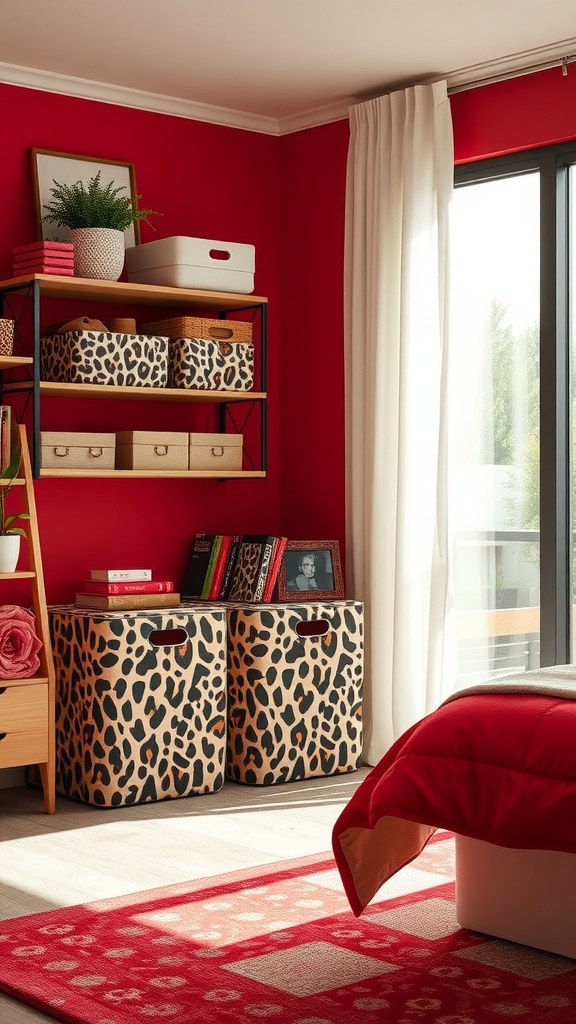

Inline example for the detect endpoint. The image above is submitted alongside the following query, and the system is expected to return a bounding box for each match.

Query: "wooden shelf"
[0,356,33,370]
[40,469,266,479]
[0,273,268,311]
[0,274,269,478]
[32,382,266,403]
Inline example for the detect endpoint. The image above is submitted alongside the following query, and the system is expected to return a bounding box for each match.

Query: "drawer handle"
[154,445,169,456]
[0,733,6,742]
[211,446,225,457]
[89,447,104,458]
[53,446,69,457]
[0,687,6,696]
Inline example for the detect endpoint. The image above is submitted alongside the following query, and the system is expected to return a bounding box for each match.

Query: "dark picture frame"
[30,148,141,246]
[277,539,344,602]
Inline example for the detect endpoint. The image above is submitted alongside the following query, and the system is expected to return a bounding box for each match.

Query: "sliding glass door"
[449,143,576,687]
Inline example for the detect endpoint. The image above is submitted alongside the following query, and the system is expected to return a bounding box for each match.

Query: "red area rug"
[1,834,576,1023]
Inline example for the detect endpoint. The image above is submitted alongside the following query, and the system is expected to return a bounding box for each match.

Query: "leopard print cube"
[226,601,364,784]
[168,337,254,390]
[41,331,169,387]
[49,605,227,806]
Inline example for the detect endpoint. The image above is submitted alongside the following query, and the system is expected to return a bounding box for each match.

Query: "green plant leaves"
[42,171,160,231]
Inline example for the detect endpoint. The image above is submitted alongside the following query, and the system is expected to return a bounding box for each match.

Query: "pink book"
[12,241,74,255]
[14,255,75,269]
[12,264,75,277]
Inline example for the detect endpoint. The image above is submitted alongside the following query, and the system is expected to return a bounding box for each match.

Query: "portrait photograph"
[277,540,344,602]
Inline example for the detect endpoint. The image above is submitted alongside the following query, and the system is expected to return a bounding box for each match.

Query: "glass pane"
[448,172,540,691]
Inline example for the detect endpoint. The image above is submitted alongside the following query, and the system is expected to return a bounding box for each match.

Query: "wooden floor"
[0,768,370,1023]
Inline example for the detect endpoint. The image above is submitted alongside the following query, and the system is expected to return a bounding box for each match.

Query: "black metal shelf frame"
[0,278,268,479]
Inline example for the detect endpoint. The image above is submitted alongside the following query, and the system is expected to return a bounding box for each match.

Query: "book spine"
[76,592,179,609]
[253,537,276,602]
[13,241,74,255]
[89,569,153,582]
[218,535,241,599]
[262,537,288,602]
[82,580,174,595]
[201,536,223,599]
[208,536,232,599]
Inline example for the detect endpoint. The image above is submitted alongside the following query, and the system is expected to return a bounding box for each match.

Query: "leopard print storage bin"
[225,600,364,785]
[40,330,169,387]
[48,604,227,807]
[167,337,254,391]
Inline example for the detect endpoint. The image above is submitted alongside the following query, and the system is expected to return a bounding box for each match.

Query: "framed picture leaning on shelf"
[277,540,344,601]
[30,149,141,246]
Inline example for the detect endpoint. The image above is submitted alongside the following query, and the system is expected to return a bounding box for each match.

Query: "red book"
[13,241,74,255]
[262,537,288,602]
[81,579,175,596]
[13,264,75,277]
[14,254,75,269]
[208,535,233,599]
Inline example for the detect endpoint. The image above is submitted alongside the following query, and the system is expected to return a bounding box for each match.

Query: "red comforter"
[332,667,576,916]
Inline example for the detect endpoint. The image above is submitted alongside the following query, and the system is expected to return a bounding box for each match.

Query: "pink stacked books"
[12,241,75,278]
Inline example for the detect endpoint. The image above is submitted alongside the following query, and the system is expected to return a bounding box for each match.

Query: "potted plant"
[0,444,30,573]
[42,171,160,281]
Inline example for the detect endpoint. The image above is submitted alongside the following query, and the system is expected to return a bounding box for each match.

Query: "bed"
[332,665,576,957]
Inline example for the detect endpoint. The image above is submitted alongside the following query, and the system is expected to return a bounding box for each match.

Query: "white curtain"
[344,80,455,765]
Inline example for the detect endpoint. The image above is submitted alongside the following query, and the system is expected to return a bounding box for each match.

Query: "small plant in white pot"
[0,445,30,573]
[42,171,160,281]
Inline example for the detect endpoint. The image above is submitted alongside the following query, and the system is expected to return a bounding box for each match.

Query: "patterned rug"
[1,833,576,1023]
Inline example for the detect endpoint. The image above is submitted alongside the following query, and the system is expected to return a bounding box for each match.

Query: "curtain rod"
[447,52,576,95]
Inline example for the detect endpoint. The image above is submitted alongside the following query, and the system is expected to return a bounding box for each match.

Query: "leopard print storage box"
[225,600,364,785]
[48,604,227,807]
[40,330,169,387]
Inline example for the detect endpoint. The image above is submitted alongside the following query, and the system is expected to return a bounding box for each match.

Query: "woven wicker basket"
[0,319,14,356]
[141,316,252,343]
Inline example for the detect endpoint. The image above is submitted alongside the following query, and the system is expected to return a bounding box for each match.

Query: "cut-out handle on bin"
[209,248,231,262]
[154,445,169,457]
[207,326,234,340]
[296,619,330,637]
[148,627,189,648]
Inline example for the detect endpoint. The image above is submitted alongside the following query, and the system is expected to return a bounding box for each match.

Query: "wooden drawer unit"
[0,682,49,768]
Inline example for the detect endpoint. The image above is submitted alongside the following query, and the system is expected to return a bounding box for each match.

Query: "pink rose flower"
[0,605,42,679]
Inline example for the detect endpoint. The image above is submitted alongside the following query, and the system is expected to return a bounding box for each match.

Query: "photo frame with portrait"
[30,149,141,246]
[277,540,344,602]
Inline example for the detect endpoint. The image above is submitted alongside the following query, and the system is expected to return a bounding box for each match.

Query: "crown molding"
[0,61,280,136]
[3,36,576,139]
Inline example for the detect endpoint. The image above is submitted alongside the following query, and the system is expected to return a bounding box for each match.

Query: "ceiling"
[2,0,576,134]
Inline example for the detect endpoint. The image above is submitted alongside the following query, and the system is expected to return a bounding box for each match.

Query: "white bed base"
[455,835,576,959]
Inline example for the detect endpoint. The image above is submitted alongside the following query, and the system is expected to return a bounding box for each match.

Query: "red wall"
[0,85,281,603]
[451,66,576,163]
[278,120,350,553]
[4,65,576,606]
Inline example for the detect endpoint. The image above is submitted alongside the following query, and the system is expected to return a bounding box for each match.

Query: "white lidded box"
[125,236,255,294]
[41,432,115,470]
[115,431,189,471]
[188,432,243,471]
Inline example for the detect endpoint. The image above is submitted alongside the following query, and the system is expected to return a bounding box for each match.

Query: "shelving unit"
[0,423,55,813]
[0,273,268,479]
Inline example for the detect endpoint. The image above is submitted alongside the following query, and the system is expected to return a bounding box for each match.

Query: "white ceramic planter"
[69,227,125,281]
[0,534,20,573]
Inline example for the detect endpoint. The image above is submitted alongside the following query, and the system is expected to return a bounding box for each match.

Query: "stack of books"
[12,241,75,278]
[182,534,287,603]
[76,568,179,611]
